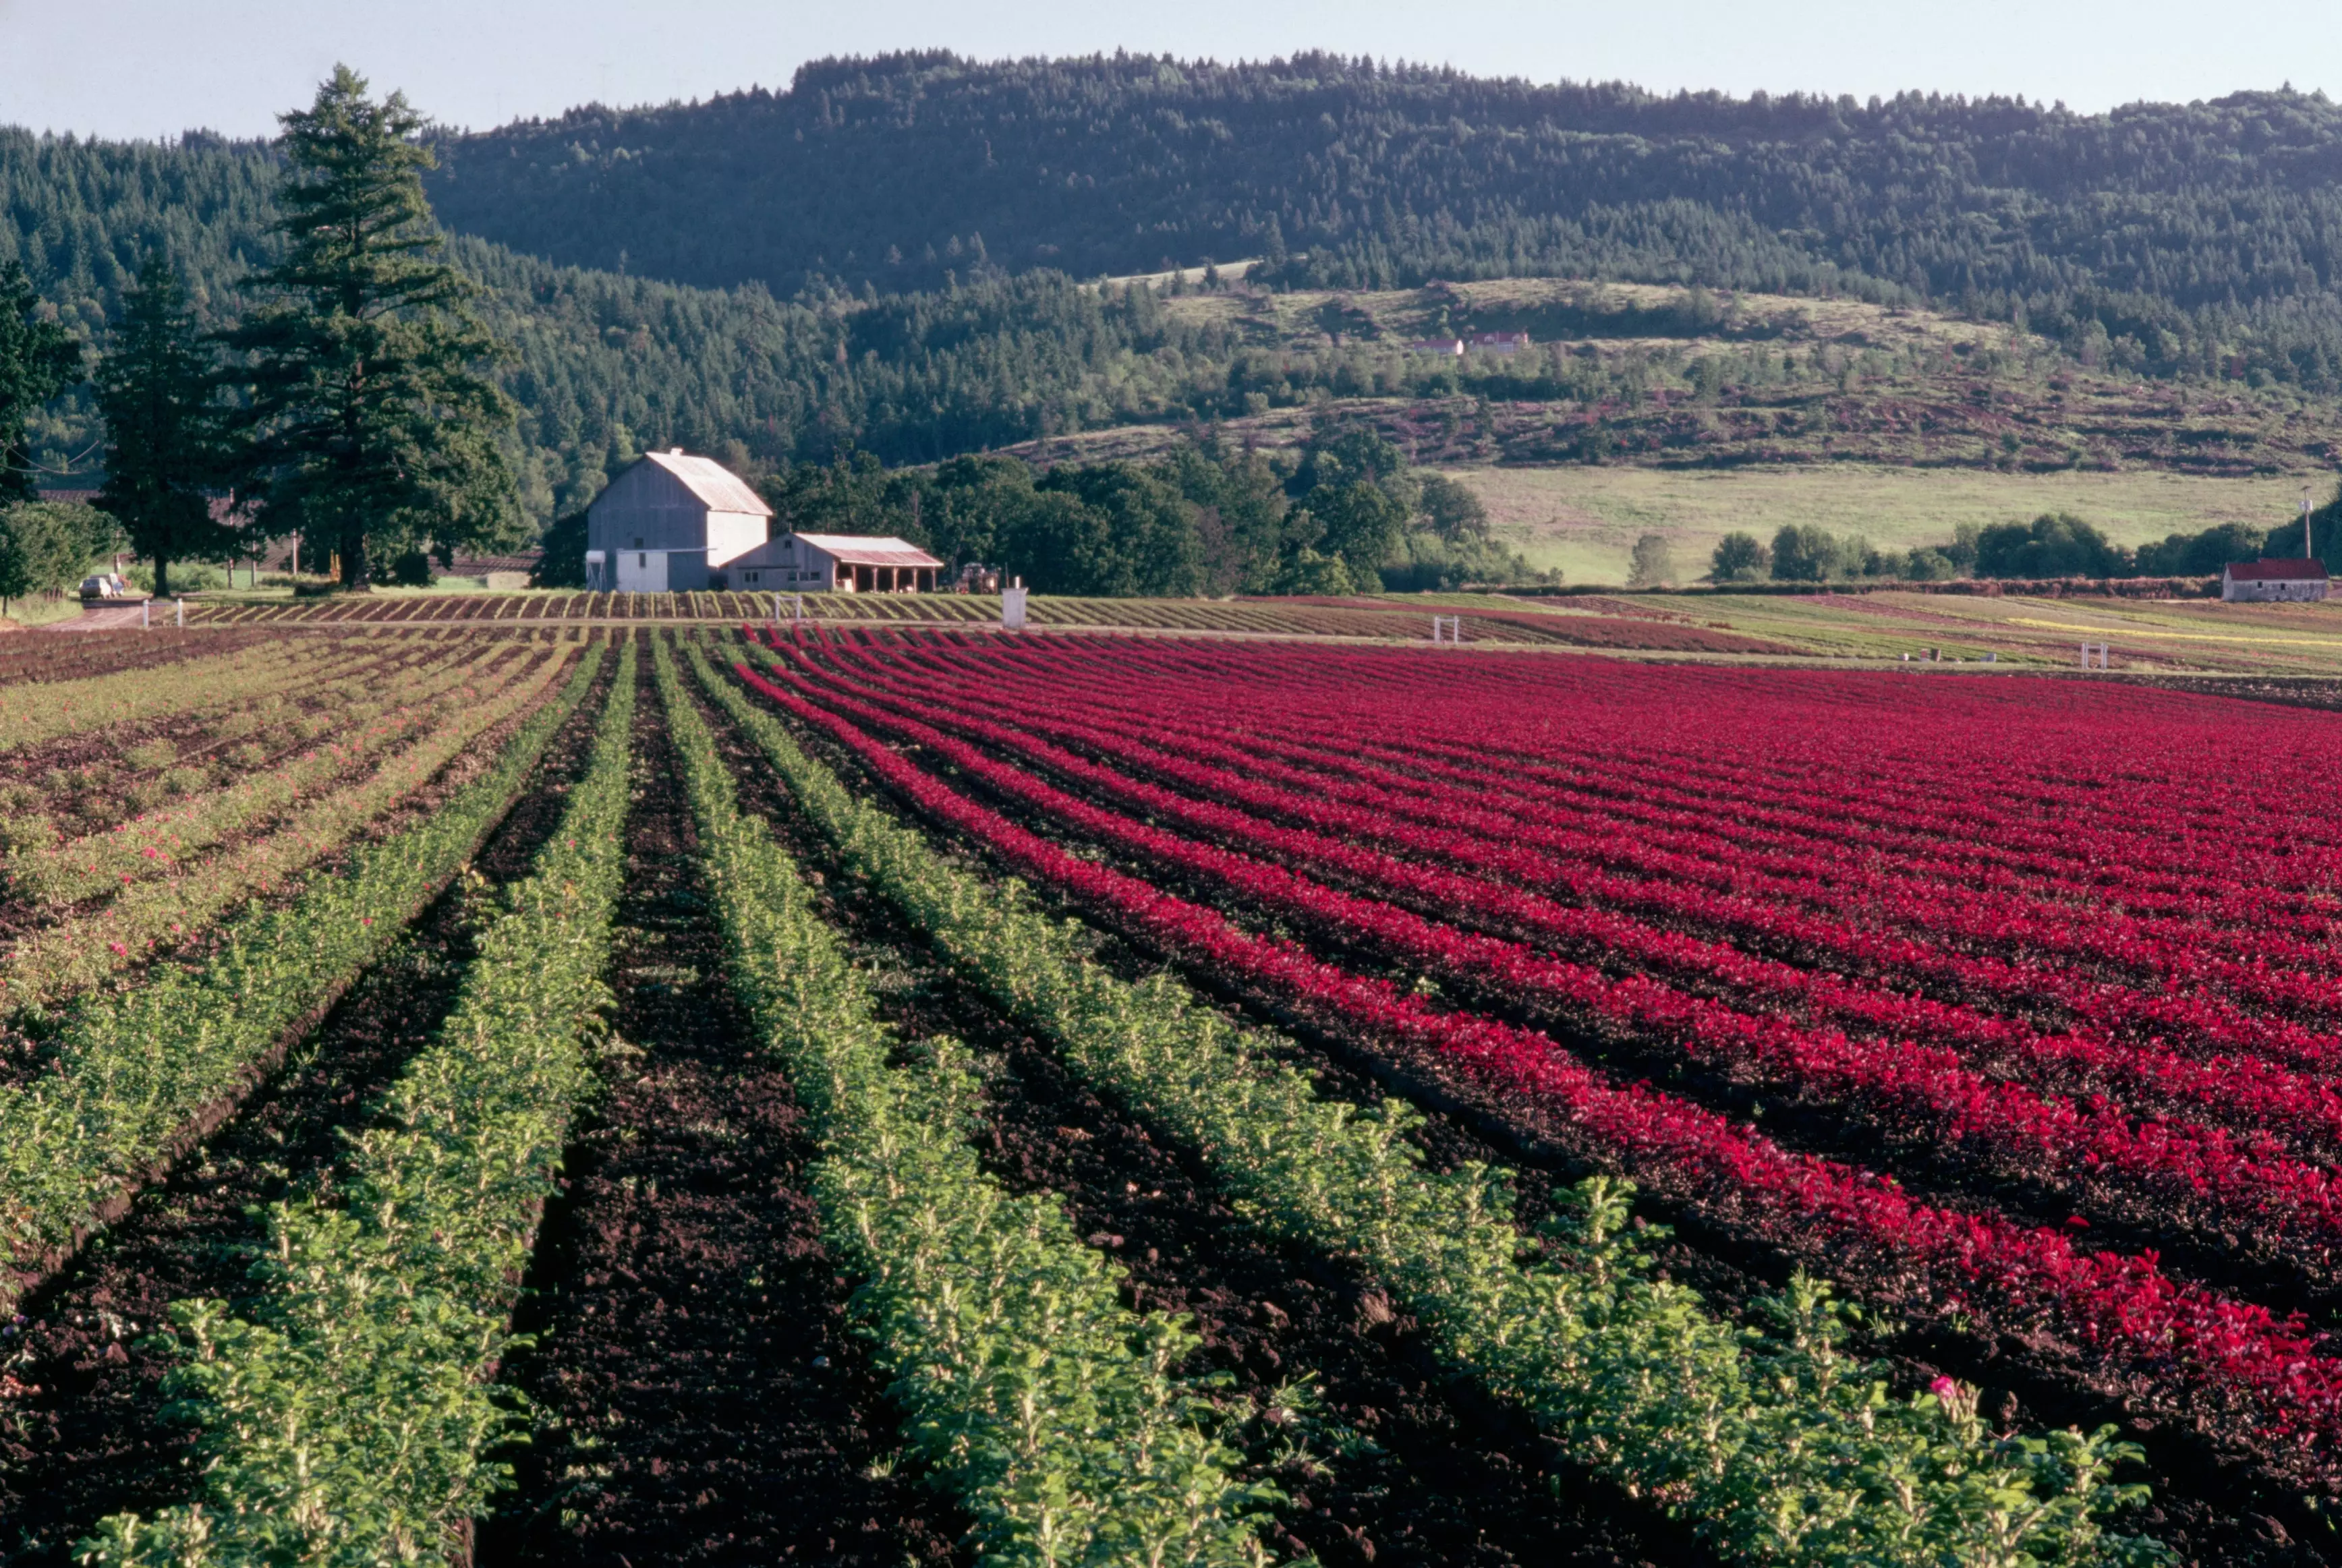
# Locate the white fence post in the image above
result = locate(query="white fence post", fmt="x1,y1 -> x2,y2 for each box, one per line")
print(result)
141,599 -> 150,630
175,597 -> 183,629
1002,583 -> 1029,631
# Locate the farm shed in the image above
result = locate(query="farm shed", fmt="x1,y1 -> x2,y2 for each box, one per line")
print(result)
583,449 -> 772,592
726,533 -> 944,593
2222,558 -> 2331,602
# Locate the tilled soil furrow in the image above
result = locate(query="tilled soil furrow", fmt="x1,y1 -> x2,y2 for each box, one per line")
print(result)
480,671 -> 959,1568
697,661 -> 1709,1568
0,655 -> 617,1565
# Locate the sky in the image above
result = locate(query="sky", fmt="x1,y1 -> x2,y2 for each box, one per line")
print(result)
1,0 -> 2335,142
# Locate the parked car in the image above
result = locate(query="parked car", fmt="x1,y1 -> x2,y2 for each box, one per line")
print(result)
79,573 -> 130,600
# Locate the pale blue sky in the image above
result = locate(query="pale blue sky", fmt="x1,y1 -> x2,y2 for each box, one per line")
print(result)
1,0 -> 2333,142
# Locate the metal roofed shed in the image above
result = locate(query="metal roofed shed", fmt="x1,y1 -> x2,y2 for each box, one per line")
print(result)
2222,558 -> 2331,602
584,448 -> 774,591
729,533 -> 944,593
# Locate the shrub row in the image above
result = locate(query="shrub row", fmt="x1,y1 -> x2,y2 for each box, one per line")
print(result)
82,640 -> 641,1566
652,635 -> 1274,1567
0,645 -> 604,1310
695,640 -> 2167,1568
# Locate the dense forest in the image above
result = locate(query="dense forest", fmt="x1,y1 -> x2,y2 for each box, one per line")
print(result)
9,54 -> 2342,545
428,55 -> 2342,388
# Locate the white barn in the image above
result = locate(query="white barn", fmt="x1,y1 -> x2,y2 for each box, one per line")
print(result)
584,450 -> 772,592
2223,558 -> 2331,602
726,533 -> 944,593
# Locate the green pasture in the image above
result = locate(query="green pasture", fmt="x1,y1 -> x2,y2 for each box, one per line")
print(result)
1446,465 -> 2320,586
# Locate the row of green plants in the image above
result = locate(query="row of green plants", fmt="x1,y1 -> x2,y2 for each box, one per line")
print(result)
652,636 -> 1274,1567
0,646 -> 578,1008
0,636 -> 346,756
685,639 -> 2166,1568
80,641 -> 640,1565
0,647 -> 604,1308
9,639 -> 525,906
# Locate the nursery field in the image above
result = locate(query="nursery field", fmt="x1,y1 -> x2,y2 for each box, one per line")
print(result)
13,622 -> 2342,1564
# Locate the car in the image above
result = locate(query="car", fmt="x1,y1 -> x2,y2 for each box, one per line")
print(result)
79,573 -> 130,600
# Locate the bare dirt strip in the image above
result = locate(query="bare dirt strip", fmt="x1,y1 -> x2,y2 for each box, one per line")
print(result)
480,670 -> 962,1568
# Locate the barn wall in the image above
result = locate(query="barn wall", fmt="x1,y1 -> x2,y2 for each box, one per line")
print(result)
587,464 -> 713,554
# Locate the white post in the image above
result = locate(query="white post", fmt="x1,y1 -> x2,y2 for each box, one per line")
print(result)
175,598 -> 183,628
1002,583 -> 1029,631
793,593 -> 803,625
141,599 -> 150,629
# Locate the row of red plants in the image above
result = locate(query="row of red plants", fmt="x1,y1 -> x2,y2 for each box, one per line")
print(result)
730,634 -> 2342,1472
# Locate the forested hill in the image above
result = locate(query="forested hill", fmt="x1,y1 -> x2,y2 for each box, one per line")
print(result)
426,53 -> 2342,381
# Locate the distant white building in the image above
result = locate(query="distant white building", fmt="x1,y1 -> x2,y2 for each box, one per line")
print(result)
584,449 -> 772,592
2222,558 -> 2331,602
727,533 -> 944,593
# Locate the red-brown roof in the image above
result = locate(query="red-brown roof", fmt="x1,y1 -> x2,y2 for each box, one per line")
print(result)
2226,558 -> 2331,581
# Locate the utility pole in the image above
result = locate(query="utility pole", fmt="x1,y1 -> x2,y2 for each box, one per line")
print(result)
2307,490 -> 2317,559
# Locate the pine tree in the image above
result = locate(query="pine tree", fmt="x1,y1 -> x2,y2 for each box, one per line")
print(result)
94,256 -> 241,599
0,261 -> 86,503
222,65 -> 517,589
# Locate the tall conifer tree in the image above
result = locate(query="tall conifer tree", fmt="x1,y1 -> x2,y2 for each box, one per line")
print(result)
0,260 -> 85,503
94,256 -> 241,598
223,65 -> 516,589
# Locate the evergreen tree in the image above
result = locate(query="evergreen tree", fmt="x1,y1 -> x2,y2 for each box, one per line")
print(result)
0,261 -> 85,502
93,256 -> 240,599
222,66 -> 517,590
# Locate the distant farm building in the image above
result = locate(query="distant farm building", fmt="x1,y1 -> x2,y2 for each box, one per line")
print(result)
2223,558 -> 2331,602
584,449 -> 772,592
1406,338 -> 1465,355
728,533 -> 944,593
1466,331 -> 1532,353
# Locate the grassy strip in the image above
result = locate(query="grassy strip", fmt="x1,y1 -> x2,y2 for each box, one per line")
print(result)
691,640 -> 2167,1568
10,641 -> 522,906
0,647 -> 606,1311
0,637 -> 378,757
654,636 -> 1274,1567
0,645 -> 577,1008
79,640 -> 639,1566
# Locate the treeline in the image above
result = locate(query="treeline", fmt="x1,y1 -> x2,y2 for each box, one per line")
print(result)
548,421 -> 1538,596
428,54 -> 2342,390
1709,490 -> 2342,584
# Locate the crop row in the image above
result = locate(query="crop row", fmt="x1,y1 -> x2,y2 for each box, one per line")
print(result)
699,641 -> 2162,1567
83,641 -> 639,1565
778,640 -> 2342,1250
0,635 -> 381,757
652,637 -> 1276,1566
0,647 -> 604,1311
0,644 -> 579,1008
722,640 -> 2342,1482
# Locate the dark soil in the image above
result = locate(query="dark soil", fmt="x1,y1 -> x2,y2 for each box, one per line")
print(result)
0,628 -> 281,686
694,660 -> 1713,1568
743,655 -> 2337,1568
0,651 -> 617,1565
478,662 -> 962,1568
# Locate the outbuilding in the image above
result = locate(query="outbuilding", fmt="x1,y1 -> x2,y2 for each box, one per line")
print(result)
584,449 -> 772,592
2222,558 -> 2331,602
726,532 -> 944,593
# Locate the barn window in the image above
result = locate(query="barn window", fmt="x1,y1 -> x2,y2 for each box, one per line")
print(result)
638,553 -> 647,568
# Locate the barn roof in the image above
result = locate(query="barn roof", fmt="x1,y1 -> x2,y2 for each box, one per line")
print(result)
791,533 -> 944,569
635,450 -> 773,517
2225,558 -> 2331,581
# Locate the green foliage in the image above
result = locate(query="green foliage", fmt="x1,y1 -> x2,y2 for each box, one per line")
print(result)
84,643 -> 636,1566
696,641 -> 2167,1567
389,548 -> 435,586
0,499 -> 117,608
531,511 -> 588,587
654,637 -> 1274,1566
0,258 -> 84,502
1627,532 -> 1678,589
1972,514 -> 2129,579
221,67 -> 520,589
1711,530 -> 1771,582
2133,521 -> 2269,575
0,649 -> 599,1305
92,255 -> 241,598
1769,524 -> 1853,583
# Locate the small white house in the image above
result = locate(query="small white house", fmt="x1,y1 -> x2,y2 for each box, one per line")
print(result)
2223,558 -> 2331,602
727,532 -> 944,593
584,449 -> 772,592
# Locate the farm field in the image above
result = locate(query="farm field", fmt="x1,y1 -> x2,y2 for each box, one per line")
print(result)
14,621 -> 2342,1563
